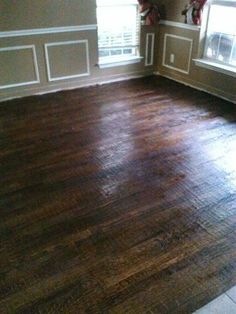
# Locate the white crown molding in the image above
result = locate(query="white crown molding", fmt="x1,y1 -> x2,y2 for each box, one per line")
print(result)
0,24 -> 97,38
159,20 -> 200,31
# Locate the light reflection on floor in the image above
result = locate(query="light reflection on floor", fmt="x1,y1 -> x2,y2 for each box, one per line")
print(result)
203,139 -> 236,190
96,104 -> 135,197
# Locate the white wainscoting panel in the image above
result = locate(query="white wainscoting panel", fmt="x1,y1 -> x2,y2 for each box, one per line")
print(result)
145,33 -> 155,66
0,45 -> 40,89
162,34 -> 193,75
44,40 -> 90,82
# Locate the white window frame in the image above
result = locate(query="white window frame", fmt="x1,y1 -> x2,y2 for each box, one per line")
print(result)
194,0 -> 236,77
96,0 -> 142,68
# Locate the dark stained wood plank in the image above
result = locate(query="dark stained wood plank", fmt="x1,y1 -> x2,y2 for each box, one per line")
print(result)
0,76 -> 236,313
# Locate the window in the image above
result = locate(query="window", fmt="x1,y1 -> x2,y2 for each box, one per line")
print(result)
203,0 -> 236,68
96,0 -> 141,67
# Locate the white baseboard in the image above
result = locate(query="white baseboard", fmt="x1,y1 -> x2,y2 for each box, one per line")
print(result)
154,72 -> 236,104
0,71 -> 153,103
1,70 -> 235,105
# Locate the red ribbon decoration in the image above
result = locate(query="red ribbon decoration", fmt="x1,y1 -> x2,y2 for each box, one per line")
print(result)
138,0 -> 161,25
182,0 -> 207,25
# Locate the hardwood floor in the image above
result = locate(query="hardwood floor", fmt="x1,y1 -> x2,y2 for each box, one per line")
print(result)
0,76 -> 236,313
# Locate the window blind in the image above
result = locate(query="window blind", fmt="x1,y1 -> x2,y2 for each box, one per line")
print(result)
204,0 -> 236,66
97,0 -> 140,61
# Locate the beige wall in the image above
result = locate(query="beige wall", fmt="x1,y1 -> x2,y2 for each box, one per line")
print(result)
0,0 -> 97,30
162,0 -> 187,23
156,1 -> 236,103
148,0 -> 187,23
0,1 -> 157,101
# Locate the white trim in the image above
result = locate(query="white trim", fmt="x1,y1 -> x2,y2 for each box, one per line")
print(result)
145,33 -> 155,66
44,40 -> 90,82
194,59 -> 236,78
98,56 -> 143,69
159,20 -> 200,31
212,0 -> 236,7
153,72 -> 236,104
97,0 -> 137,6
0,25 -> 97,38
0,45 -> 40,89
162,34 -> 193,75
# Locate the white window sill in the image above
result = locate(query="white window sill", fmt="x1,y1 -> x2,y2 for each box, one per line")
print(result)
98,56 -> 143,69
194,59 -> 236,78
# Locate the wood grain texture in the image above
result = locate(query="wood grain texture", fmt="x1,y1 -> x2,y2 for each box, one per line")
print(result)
0,76 -> 236,313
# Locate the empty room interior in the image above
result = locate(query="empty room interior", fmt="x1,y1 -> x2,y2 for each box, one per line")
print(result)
1,0 -> 236,313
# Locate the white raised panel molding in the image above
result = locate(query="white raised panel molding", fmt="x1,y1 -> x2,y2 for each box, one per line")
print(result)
44,40 -> 90,82
159,20 -> 200,31
162,34 -> 193,75
0,25 -> 97,38
145,33 -> 155,66
0,45 -> 40,89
